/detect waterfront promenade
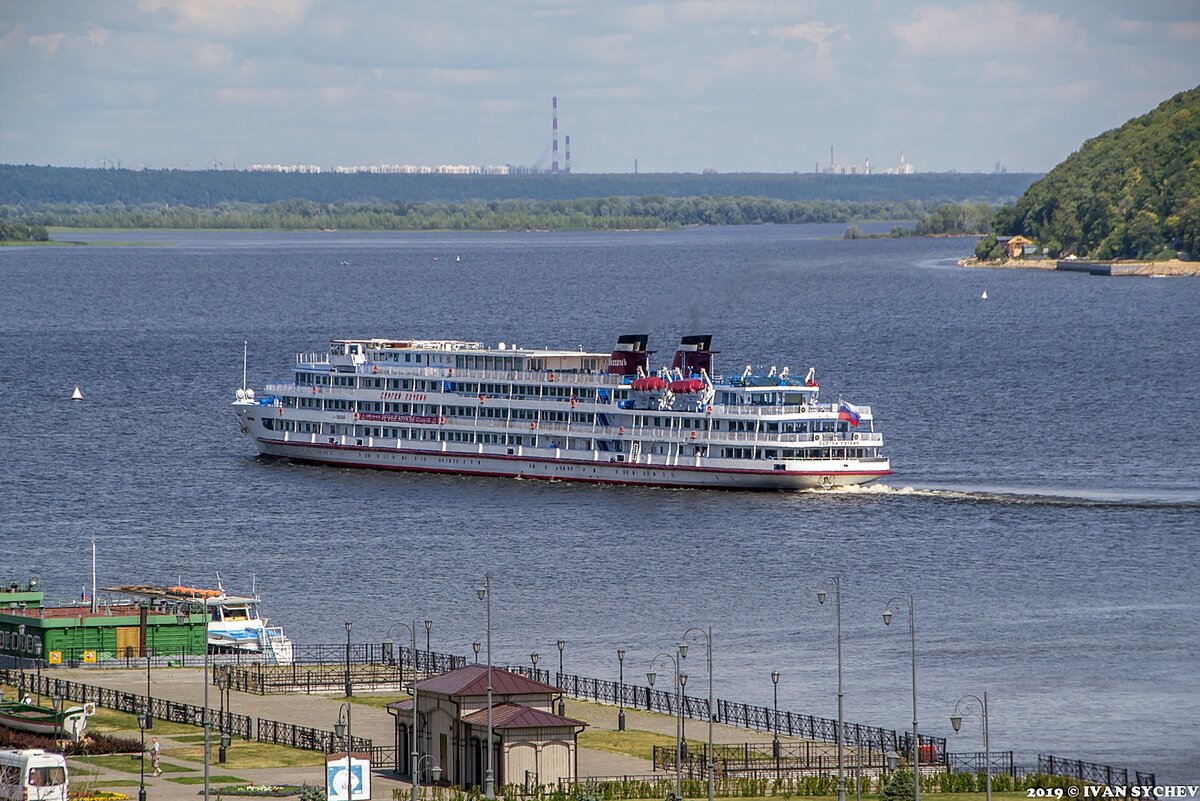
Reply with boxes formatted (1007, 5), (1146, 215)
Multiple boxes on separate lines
(49, 667), (826, 799)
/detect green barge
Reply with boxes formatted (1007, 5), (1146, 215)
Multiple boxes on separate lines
(1, 577), (206, 665)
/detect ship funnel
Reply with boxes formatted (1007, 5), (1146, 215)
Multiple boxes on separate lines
(606, 334), (653, 376)
(671, 335), (717, 376)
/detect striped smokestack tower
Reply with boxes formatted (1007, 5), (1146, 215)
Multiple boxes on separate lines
(565, 134), (571, 174)
(552, 96), (559, 174)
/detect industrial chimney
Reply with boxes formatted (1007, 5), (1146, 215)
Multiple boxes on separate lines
(552, 97), (559, 174)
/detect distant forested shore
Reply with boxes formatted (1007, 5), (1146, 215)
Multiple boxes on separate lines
(8, 196), (967, 232)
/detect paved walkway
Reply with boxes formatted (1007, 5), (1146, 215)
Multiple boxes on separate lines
(40, 668), (838, 798)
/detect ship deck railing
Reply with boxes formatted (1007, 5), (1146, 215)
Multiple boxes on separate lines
(264, 382), (871, 419)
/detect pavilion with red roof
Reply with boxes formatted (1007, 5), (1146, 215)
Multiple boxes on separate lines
(386, 664), (586, 789)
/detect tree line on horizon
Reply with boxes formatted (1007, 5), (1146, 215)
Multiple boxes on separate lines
(3, 196), (949, 232)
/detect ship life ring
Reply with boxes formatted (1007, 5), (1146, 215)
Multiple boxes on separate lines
(570, 397), (577, 409)
(619, 426), (625, 435)
(312, 387), (319, 394)
(548, 372), (556, 382)
(448, 368), (454, 377)
(690, 431), (697, 440)
(278, 407), (283, 416)
(530, 421), (537, 430)
(706, 405), (713, 415)
(799, 405), (809, 413)
(813, 433), (822, 442)
(372, 365), (379, 374)
(353, 412), (360, 421)
(852, 432), (861, 442)
(479, 394), (486, 404)
(440, 416), (447, 424)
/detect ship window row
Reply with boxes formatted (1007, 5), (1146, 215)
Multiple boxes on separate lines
(454, 355), (525, 371)
(719, 447), (871, 460)
(372, 352), (425, 364)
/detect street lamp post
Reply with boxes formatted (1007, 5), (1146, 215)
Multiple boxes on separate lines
(679, 627), (715, 801)
(216, 667), (230, 763)
(17, 624), (26, 700)
(556, 639), (566, 716)
(137, 703), (150, 801)
(413, 755), (442, 800)
(950, 692), (990, 801)
(473, 642), (481, 665)
(424, 619), (432, 674)
(617, 649), (627, 732)
(818, 574), (846, 801)
(883, 595), (919, 801)
(383, 621), (420, 801)
(771, 671), (780, 779)
(335, 703), (353, 801)
(476, 573), (495, 799)
(530, 651), (539, 681)
(648, 647), (685, 801)
(344, 621), (353, 698)
(51, 694), (63, 746)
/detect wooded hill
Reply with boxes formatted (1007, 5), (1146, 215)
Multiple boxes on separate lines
(995, 85), (1200, 259)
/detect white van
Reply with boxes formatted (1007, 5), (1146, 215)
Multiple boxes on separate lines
(0, 749), (69, 801)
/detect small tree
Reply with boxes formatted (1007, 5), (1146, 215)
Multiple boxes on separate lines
(974, 233), (998, 259)
(880, 769), (915, 801)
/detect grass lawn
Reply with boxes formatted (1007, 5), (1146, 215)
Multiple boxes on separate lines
(168, 774), (248, 785)
(86, 706), (203, 735)
(87, 779), (142, 788)
(166, 740), (326, 769)
(578, 728), (710, 762)
(70, 754), (191, 775)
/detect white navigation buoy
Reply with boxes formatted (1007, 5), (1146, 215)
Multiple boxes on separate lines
(71, 385), (83, 401)
(455, 255), (461, 262)
(981, 290), (988, 300)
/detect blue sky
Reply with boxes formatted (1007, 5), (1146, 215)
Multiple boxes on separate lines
(2, 0), (1198, 173)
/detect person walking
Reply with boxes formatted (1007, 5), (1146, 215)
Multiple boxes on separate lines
(151, 736), (162, 777)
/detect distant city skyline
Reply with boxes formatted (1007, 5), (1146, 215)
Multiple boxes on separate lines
(2, 1), (1198, 174)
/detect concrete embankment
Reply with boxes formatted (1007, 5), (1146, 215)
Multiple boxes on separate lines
(958, 256), (1200, 276)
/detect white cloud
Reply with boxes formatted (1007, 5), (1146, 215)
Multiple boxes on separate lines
(27, 31), (66, 56)
(134, 0), (315, 38)
(894, 1), (1086, 55)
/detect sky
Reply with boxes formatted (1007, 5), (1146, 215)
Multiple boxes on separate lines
(1, 0), (1199, 174)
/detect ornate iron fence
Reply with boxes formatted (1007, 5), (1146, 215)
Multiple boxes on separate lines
(946, 751), (1017, 776)
(255, 717), (371, 754)
(506, 666), (945, 764)
(1038, 755), (1155, 787)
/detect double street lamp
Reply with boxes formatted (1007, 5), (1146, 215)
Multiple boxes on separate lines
(647, 649), (686, 801)
(344, 621), (354, 698)
(818, 574), (847, 801)
(680, 627), (715, 801)
(137, 702), (150, 801)
(383, 622), (421, 801)
(883, 595), (919, 801)
(424, 620), (433, 675)
(951, 693), (991, 801)
(476, 573), (495, 800)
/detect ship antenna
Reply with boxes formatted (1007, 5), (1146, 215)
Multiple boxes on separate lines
(242, 340), (248, 392)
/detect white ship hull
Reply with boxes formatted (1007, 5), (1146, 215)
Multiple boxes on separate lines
(248, 433), (888, 490)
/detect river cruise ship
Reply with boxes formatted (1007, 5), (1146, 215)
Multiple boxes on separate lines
(233, 335), (890, 490)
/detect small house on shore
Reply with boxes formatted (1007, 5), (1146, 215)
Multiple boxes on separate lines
(386, 664), (585, 791)
(998, 235), (1036, 258)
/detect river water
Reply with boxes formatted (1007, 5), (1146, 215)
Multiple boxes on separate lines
(1, 225), (1196, 780)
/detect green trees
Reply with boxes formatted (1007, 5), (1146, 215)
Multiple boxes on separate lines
(0, 221), (48, 241)
(997, 85), (1200, 259)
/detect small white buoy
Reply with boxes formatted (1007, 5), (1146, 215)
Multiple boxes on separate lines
(981, 290), (988, 300)
(455, 256), (461, 262)
(71, 385), (83, 401)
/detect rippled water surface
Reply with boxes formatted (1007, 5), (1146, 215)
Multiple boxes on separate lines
(1, 226), (1197, 780)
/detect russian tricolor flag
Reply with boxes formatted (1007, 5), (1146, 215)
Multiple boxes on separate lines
(838, 401), (862, 427)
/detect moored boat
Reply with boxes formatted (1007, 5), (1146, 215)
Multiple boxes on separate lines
(0, 701), (94, 743)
